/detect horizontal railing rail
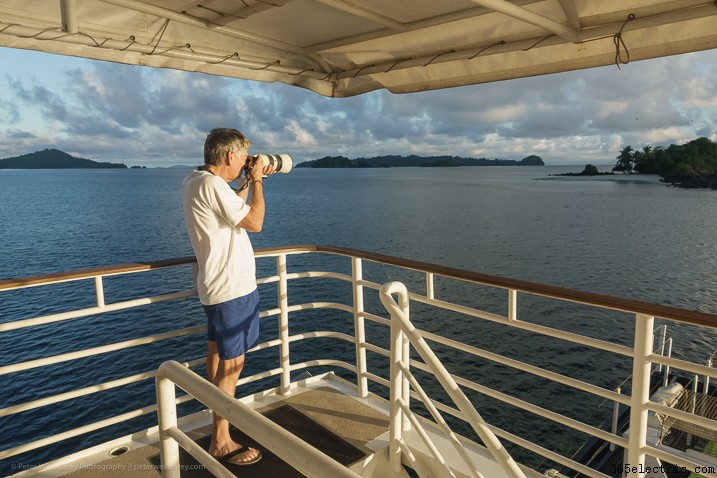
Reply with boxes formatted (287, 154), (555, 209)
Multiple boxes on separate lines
(0, 256), (198, 291)
(2, 245), (717, 478)
(315, 245), (717, 328)
(4, 244), (717, 327)
(0, 248), (361, 466)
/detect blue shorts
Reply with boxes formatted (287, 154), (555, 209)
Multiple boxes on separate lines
(202, 289), (260, 360)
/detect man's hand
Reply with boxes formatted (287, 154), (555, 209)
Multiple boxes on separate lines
(247, 154), (277, 180)
(249, 155), (265, 181)
(262, 160), (277, 176)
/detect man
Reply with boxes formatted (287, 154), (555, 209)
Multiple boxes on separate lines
(182, 128), (274, 466)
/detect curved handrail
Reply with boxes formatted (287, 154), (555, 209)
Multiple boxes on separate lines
(3, 244), (717, 327)
(380, 281), (527, 478)
(156, 360), (361, 478)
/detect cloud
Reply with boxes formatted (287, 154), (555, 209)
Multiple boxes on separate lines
(0, 48), (716, 166)
(8, 77), (69, 121)
(0, 89), (20, 124)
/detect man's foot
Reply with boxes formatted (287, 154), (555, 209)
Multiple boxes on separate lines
(211, 444), (262, 466)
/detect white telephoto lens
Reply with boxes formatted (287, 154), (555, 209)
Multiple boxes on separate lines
(259, 154), (293, 174)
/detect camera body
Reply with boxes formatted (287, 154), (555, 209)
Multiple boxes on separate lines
(246, 153), (293, 174)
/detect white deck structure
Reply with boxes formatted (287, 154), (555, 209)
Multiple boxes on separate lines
(2, 246), (717, 478)
(1, 1), (716, 97)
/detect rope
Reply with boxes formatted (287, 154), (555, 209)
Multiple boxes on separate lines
(206, 51), (240, 65)
(385, 57), (412, 73)
(289, 68), (315, 76)
(523, 35), (553, 51)
(118, 35), (136, 51)
(152, 43), (195, 55)
(613, 13), (635, 69)
(147, 18), (170, 55)
(423, 49), (454, 67)
(0, 22), (291, 77)
(351, 65), (374, 78)
(468, 40), (505, 60)
(249, 59), (280, 70)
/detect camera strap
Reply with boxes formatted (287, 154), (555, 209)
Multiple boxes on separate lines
(197, 165), (216, 176)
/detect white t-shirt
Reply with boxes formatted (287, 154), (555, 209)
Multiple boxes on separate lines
(182, 169), (256, 305)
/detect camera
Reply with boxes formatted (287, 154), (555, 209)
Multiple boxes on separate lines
(245, 154), (293, 174)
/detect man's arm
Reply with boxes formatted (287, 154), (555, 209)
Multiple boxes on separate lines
(235, 178), (250, 202)
(237, 180), (265, 232)
(236, 157), (270, 232)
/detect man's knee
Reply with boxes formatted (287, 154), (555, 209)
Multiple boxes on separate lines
(219, 354), (245, 375)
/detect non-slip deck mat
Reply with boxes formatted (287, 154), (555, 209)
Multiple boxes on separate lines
(152, 404), (367, 477)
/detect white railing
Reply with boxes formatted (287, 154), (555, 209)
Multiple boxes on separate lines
(155, 360), (361, 478)
(2, 245), (717, 478)
(381, 280), (526, 478)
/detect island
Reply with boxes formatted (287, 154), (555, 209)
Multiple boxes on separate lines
(551, 164), (615, 176)
(0, 149), (127, 169)
(296, 154), (544, 168)
(612, 137), (717, 190)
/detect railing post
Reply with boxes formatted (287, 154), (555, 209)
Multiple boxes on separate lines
(508, 289), (517, 322)
(687, 376), (699, 447)
(156, 372), (180, 478)
(400, 291), (411, 432)
(611, 386), (621, 452)
(277, 254), (290, 395)
(663, 338), (673, 387)
(388, 287), (409, 473)
(656, 325), (667, 373)
(94, 276), (105, 308)
(426, 272), (435, 300)
(705, 357), (712, 395)
(627, 313), (654, 478)
(352, 257), (368, 398)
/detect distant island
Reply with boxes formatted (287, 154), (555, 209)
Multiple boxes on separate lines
(0, 149), (127, 169)
(551, 164), (615, 177)
(296, 154), (544, 168)
(612, 137), (717, 189)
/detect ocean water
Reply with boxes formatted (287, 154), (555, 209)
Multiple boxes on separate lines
(1, 166), (717, 475)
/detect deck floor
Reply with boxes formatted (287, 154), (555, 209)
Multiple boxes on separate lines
(62, 381), (391, 478)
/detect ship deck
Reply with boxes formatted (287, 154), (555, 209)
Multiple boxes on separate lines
(42, 373), (394, 478)
(38, 369), (547, 478)
(5, 246), (717, 478)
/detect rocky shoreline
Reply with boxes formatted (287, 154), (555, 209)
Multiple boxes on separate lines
(661, 174), (717, 190)
(551, 163), (717, 190)
(550, 164), (615, 177)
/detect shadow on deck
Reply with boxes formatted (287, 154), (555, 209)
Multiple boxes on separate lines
(64, 382), (391, 478)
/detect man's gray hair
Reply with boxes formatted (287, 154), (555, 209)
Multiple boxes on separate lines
(204, 128), (252, 166)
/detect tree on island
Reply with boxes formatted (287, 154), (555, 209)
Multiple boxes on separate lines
(613, 146), (634, 172)
(612, 137), (717, 189)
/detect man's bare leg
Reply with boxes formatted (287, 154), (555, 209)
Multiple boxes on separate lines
(206, 342), (261, 464)
(207, 341), (220, 382)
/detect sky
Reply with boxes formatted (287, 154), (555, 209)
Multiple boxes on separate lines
(0, 45), (716, 167)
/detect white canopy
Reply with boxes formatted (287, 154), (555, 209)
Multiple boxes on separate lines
(1, 0), (716, 97)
